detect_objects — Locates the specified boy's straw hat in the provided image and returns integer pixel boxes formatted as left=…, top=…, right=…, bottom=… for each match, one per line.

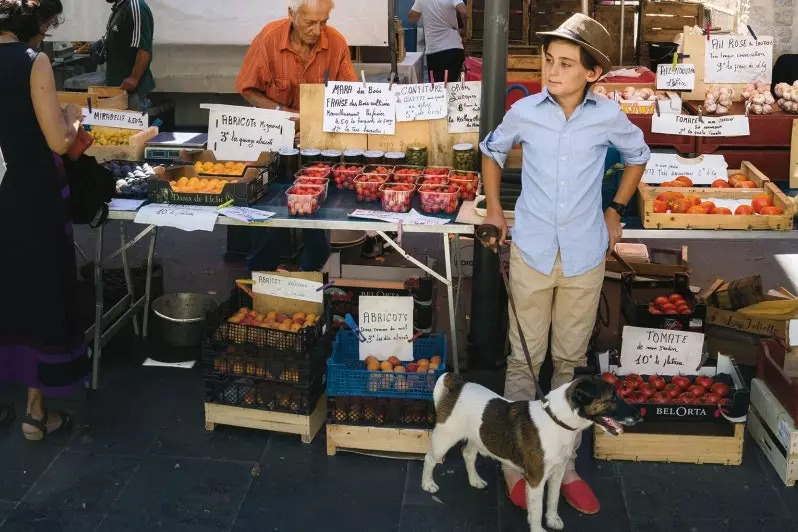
left=537, top=13, right=612, bottom=75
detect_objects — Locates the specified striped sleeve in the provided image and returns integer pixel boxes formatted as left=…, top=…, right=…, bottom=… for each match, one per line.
left=129, top=0, right=154, bottom=52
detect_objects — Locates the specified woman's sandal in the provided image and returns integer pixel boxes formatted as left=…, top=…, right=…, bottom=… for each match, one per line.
left=21, top=409, right=72, bottom=441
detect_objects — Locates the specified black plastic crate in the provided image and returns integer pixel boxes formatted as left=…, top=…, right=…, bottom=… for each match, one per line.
left=205, top=376, right=325, bottom=415
left=207, top=289, right=330, bottom=355
left=621, top=273, right=707, bottom=332
left=327, top=396, right=435, bottom=428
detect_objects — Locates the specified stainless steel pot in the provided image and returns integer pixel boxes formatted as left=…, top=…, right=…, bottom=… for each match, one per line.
left=151, top=293, right=218, bottom=347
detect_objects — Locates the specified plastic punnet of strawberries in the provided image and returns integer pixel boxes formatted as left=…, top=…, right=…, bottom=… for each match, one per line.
left=449, top=171, right=480, bottom=201
left=332, top=164, right=362, bottom=191
left=300, top=163, right=332, bottom=178
left=286, top=184, right=324, bottom=216
left=381, top=183, right=415, bottom=213
left=391, top=166, right=423, bottom=184
left=354, top=174, right=388, bottom=202
left=418, top=184, right=459, bottom=214
left=420, top=167, right=450, bottom=186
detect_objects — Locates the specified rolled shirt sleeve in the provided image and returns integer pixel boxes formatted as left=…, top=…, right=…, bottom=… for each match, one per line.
left=479, top=105, right=523, bottom=169
left=608, top=109, right=650, bottom=166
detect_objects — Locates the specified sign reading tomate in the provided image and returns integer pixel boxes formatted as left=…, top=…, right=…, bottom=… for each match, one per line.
left=620, top=326, right=704, bottom=376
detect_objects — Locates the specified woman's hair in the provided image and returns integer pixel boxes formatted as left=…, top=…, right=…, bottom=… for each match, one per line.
left=0, top=0, right=64, bottom=42
left=542, top=36, right=600, bottom=72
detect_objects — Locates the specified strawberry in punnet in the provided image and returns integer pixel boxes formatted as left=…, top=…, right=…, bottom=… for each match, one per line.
left=391, top=166, right=423, bottom=184
left=286, top=184, right=323, bottom=216
left=449, top=171, right=480, bottom=201
left=363, top=165, right=394, bottom=175
left=294, top=177, right=329, bottom=201
left=332, top=164, right=362, bottom=190
left=354, top=174, right=388, bottom=202
left=419, top=184, right=460, bottom=214
left=419, top=175, right=449, bottom=186
left=381, top=183, right=415, bottom=213
left=300, top=163, right=331, bottom=178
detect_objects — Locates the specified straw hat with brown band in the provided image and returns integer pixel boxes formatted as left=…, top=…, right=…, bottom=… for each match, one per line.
left=536, top=13, right=613, bottom=76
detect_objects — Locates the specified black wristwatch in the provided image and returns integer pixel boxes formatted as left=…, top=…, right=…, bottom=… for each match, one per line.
left=608, top=201, right=627, bottom=216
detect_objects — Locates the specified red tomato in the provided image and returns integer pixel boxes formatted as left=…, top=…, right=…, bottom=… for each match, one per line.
left=656, top=191, right=683, bottom=203
left=648, top=375, right=666, bottom=390
left=750, top=194, right=773, bottom=213
left=677, top=392, right=697, bottom=404
left=669, top=294, right=685, bottom=304
left=664, top=384, right=681, bottom=399
left=712, top=207, right=733, bottom=215
left=699, top=201, right=716, bottom=213
left=711, top=179, right=730, bottom=188
left=661, top=303, right=677, bottom=314
left=734, top=180, right=756, bottom=189
left=670, top=198, right=692, bottom=214
left=618, top=381, right=636, bottom=398
left=672, top=375, right=691, bottom=390
left=695, top=376, right=713, bottom=389
left=686, top=205, right=706, bottom=214
left=703, top=392, right=721, bottom=404
left=625, top=374, right=643, bottom=387
left=710, top=382, right=730, bottom=397
left=734, top=205, right=754, bottom=215
left=627, top=391, right=646, bottom=404
left=601, top=372, right=619, bottom=385
left=688, top=385, right=707, bottom=398
left=728, top=173, right=748, bottom=187
left=684, top=194, right=701, bottom=206
left=654, top=296, right=670, bottom=307
left=638, top=382, right=655, bottom=399
left=651, top=392, right=668, bottom=404
left=674, top=176, right=693, bottom=187
left=653, top=200, right=668, bottom=213
left=760, top=206, right=784, bottom=215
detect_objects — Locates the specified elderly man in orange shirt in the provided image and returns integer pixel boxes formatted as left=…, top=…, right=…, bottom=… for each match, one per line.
left=237, top=0, right=357, bottom=272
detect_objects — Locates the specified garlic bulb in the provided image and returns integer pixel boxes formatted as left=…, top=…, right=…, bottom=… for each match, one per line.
left=743, top=79, right=775, bottom=114
left=716, top=104, right=729, bottom=115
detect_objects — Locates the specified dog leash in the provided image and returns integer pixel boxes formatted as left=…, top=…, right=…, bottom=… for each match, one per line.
left=475, top=224, right=576, bottom=432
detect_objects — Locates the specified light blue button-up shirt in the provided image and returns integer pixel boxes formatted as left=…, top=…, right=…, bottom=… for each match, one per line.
left=479, top=88, right=650, bottom=277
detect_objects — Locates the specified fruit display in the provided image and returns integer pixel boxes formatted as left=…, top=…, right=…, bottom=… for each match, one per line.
left=194, top=160, right=246, bottom=176
left=86, top=127, right=138, bottom=146
left=293, top=175, right=329, bottom=200
left=300, top=162, right=332, bottom=177
left=328, top=396, right=435, bottom=427
left=286, top=184, right=324, bottom=216
left=362, top=165, right=394, bottom=176
left=104, top=161, right=156, bottom=197
left=418, top=175, right=449, bottom=186
left=170, top=176, right=228, bottom=194
left=648, top=292, right=693, bottom=315
left=380, top=183, right=415, bottom=213
left=449, top=170, right=480, bottom=201
left=418, top=184, right=459, bottom=214
left=452, top=143, right=476, bottom=171
left=774, top=81, right=798, bottom=114
left=742, top=81, right=775, bottom=114
left=592, top=86, right=668, bottom=101
left=651, top=191, right=782, bottom=215
left=227, top=307, right=319, bottom=331
left=658, top=174, right=758, bottom=189
left=391, top=165, right=423, bottom=184
left=363, top=355, right=442, bottom=394
left=602, top=372, right=733, bottom=407
left=332, top=164, right=362, bottom=190
left=703, top=85, right=734, bottom=115
left=354, top=174, right=388, bottom=202
left=214, top=379, right=317, bottom=414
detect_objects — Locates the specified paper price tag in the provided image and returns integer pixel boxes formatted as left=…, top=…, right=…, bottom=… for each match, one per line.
left=656, top=63, right=696, bottom=90
left=358, top=296, right=414, bottom=361
left=252, top=272, right=323, bottom=303
left=620, top=326, right=704, bottom=376
left=651, top=114, right=750, bottom=137
left=207, top=106, right=294, bottom=161
left=323, top=82, right=396, bottom=135
left=133, top=204, right=218, bottom=231
left=82, top=108, right=148, bottom=130
left=393, top=83, right=448, bottom=122
left=447, top=81, right=481, bottom=133
left=704, top=35, right=774, bottom=84
left=642, top=153, right=728, bottom=185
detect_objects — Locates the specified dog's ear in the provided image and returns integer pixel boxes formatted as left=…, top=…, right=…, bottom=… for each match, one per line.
left=573, top=379, right=600, bottom=406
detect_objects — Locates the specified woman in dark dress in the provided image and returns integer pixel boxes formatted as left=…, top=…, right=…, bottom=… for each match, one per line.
left=0, top=0, right=89, bottom=439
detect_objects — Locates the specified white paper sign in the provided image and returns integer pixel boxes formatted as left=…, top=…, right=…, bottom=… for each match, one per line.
left=108, top=198, right=147, bottom=211
left=0, top=146, right=6, bottom=187
left=81, top=108, right=148, bottom=130
left=447, top=81, right=481, bottom=133
left=393, top=83, right=448, bottom=122
left=218, top=206, right=276, bottom=223
left=207, top=106, right=294, bottom=160
left=251, top=272, right=323, bottom=303
left=358, top=296, right=414, bottom=361
left=642, top=153, right=728, bottom=185
left=133, top=204, right=218, bottom=231
left=656, top=63, right=696, bottom=90
left=651, top=114, right=750, bottom=137
left=620, top=326, right=704, bottom=376
left=348, top=208, right=452, bottom=225
left=323, top=82, right=396, bottom=135
left=704, top=35, right=774, bottom=83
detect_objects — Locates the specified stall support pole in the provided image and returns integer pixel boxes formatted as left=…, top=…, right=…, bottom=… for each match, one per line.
left=91, top=224, right=105, bottom=390
left=471, top=0, right=509, bottom=369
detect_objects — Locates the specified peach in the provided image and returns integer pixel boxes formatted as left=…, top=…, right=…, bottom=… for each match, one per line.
left=380, top=361, right=394, bottom=371
left=430, top=356, right=442, bottom=365
left=366, top=360, right=380, bottom=371
left=365, top=355, right=378, bottom=366
left=388, top=356, right=401, bottom=367
left=417, top=359, right=430, bottom=367
left=393, top=366, right=406, bottom=373
left=292, top=312, right=306, bottom=321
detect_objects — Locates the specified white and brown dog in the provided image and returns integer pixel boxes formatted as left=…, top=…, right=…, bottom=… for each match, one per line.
left=421, top=374, right=642, bottom=532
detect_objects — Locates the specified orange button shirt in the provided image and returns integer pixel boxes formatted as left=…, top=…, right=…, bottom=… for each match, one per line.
left=236, top=19, right=358, bottom=110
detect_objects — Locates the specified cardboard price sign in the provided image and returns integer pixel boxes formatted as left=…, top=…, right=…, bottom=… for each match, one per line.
left=82, top=108, right=148, bottom=130
left=620, top=326, right=704, bottom=376
left=252, top=272, right=324, bottom=303
left=704, top=35, right=773, bottom=84
left=447, top=81, right=481, bottom=133
left=206, top=106, right=295, bottom=160
left=656, top=63, right=696, bottom=91
left=358, top=296, right=414, bottom=361
left=393, top=83, right=448, bottom=122
left=642, top=153, right=728, bottom=185
left=651, top=114, right=750, bottom=137
left=323, top=82, right=396, bottom=135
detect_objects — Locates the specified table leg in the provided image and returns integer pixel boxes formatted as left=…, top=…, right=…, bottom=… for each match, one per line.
left=142, top=226, right=158, bottom=338
left=442, top=233, right=460, bottom=374
left=119, top=222, right=140, bottom=337
left=91, top=224, right=105, bottom=390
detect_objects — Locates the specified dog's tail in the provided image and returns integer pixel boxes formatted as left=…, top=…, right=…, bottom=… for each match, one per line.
left=433, top=372, right=465, bottom=408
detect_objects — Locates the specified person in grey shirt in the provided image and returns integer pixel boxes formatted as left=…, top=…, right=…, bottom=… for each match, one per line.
left=408, top=0, right=468, bottom=83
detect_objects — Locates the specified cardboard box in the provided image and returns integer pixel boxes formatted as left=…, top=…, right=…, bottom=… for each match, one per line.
left=606, top=246, right=689, bottom=277
left=57, top=86, right=128, bottom=110
left=621, top=273, right=706, bottom=332
left=180, top=150, right=273, bottom=178
left=706, top=306, right=797, bottom=346
left=85, top=126, right=159, bottom=163
left=706, top=323, right=762, bottom=367
left=148, top=165, right=266, bottom=207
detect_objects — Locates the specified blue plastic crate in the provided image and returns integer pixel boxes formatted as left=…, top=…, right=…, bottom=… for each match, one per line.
left=327, top=330, right=447, bottom=400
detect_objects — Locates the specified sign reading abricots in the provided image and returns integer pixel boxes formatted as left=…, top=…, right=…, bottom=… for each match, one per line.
left=358, top=296, right=414, bottom=361
left=207, top=106, right=295, bottom=160
left=251, top=272, right=324, bottom=303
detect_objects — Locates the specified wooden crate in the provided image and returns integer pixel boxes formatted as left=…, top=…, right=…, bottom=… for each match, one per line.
left=642, top=0, right=705, bottom=43
left=326, top=424, right=431, bottom=457
left=507, top=54, right=542, bottom=82
left=594, top=422, right=744, bottom=464
left=57, top=86, right=128, bottom=110
left=529, top=0, right=581, bottom=41
left=593, top=5, right=636, bottom=65
left=85, top=126, right=159, bottom=163
left=467, top=41, right=539, bottom=58
left=468, top=0, right=530, bottom=44
left=205, top=393, right=327, bottom=444
left=747, top=379, right=798, bottom=486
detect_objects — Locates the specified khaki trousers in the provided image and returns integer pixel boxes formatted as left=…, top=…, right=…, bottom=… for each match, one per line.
left=505, top=244, right=605, bottom=470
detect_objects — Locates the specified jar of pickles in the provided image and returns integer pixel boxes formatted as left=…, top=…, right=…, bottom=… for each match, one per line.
left=452, top=143, right=476, bottom=171
left=406, top=144, right=428, bottom=167
left=343, top=149, right=364, bottom=164
left=384, top=151, right=407, bottom=165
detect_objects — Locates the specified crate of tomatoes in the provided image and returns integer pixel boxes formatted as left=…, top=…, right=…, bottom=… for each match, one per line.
left=622, top=273, right=707, bottom=332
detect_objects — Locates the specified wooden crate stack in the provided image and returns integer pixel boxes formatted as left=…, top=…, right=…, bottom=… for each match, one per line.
left=639, top=0, right=705, bottom=65
left=529, top=0, right=582, bottom=42
left=593, top=4, right=636, bottom=66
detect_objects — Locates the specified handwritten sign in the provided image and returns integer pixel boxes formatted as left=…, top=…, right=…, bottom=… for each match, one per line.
left=349, top=208, right=451, bottom=225
left=358, top=296, right=414, bottom=361
left=207, top=106, right=294, bottom=161
left=82, top=108, right=148, bottom=130
left=251, top=272, right=323, bottom=303
left=393, top=83, right=448, bottom=122
left=642, top=153, right=728, bottom=185
left=656, top=63, right=695, bottom=90
left=447, top=81, right=481, bottom=133
left=133, top=204, right=218, bottom=232
left=620, top=326, right=704, bottom=376
left=651, top=114, right=750, bottom=137
left=218, top=206, right=275, bottom=223
left=704, top=35, right=774, bottom=83
left=323, top=82, right=396, bottom=135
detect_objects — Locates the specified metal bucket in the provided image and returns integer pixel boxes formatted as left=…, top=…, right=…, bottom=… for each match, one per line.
left=151, top=293, right=218, bottom=347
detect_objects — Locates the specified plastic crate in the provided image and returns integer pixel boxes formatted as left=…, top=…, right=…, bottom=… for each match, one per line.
left=328, top=396, right=435, bottom=428
left=327, top=330, right=447, bottom=399
left=205, top=376, right=325, bottom=415
left=208, top=290, right=328, bottom=356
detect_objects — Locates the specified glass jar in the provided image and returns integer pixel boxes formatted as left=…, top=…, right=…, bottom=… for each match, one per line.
left=384, top=151, right=407, bottom=165
left=452, top=143, right=476, bottom=171
left=299, top=148, right=321, bottom=166
left=277, top=147, right=300, bottom=183
left=320, top=149, right=342, bottom=165
left=363, top=150, right=385, bottom=165
left=343, top=149, right=364, bottom=164
left=406, top=144, right=428, bottom=167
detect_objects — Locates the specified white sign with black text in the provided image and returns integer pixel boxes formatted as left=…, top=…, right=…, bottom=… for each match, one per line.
left=205, top=105, right=295, bottom=160
left=620, top=326, right=704, bottom=376
left=133, top=204, right=218, bottom=232
left=358, top=295, right=414, bottom=361
left=651, top=114, right=750, bottom=137
left=656, top=63, right=696, bottom=91
left=704, top=34, right=774, bottom=83
left=447, top=81, right=481, bottom=133
left=323, top=82, right=396, bottom=135
left=393, top=83, right=448, bottom=122
left=81, top=108, right=148, bottom=130
left=642, top=153, right=728, bottom=185
left=251, top=272, right=324, bottom=303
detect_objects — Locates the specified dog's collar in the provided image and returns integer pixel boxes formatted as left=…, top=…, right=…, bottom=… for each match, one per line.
left=542, top=401, right=578, bottom=431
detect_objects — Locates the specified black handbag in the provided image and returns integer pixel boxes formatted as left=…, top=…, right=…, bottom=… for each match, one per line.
left=61, top=154, right=115, bottom=228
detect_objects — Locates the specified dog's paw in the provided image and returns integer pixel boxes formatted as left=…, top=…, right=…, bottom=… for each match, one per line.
left=545, top=514, right=564, bottom=530
left=469, top=476, right=488, bottom=490
left=421, top=479, right=440, bottom=494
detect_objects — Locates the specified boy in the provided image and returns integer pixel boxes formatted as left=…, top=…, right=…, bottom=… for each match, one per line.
left=479, top=14, right=649, bottom=514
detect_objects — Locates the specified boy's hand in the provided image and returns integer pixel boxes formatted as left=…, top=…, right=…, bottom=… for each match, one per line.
left=604, top=208, right=623, bottom=254
left=483, top=209, right=509, bottom=247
